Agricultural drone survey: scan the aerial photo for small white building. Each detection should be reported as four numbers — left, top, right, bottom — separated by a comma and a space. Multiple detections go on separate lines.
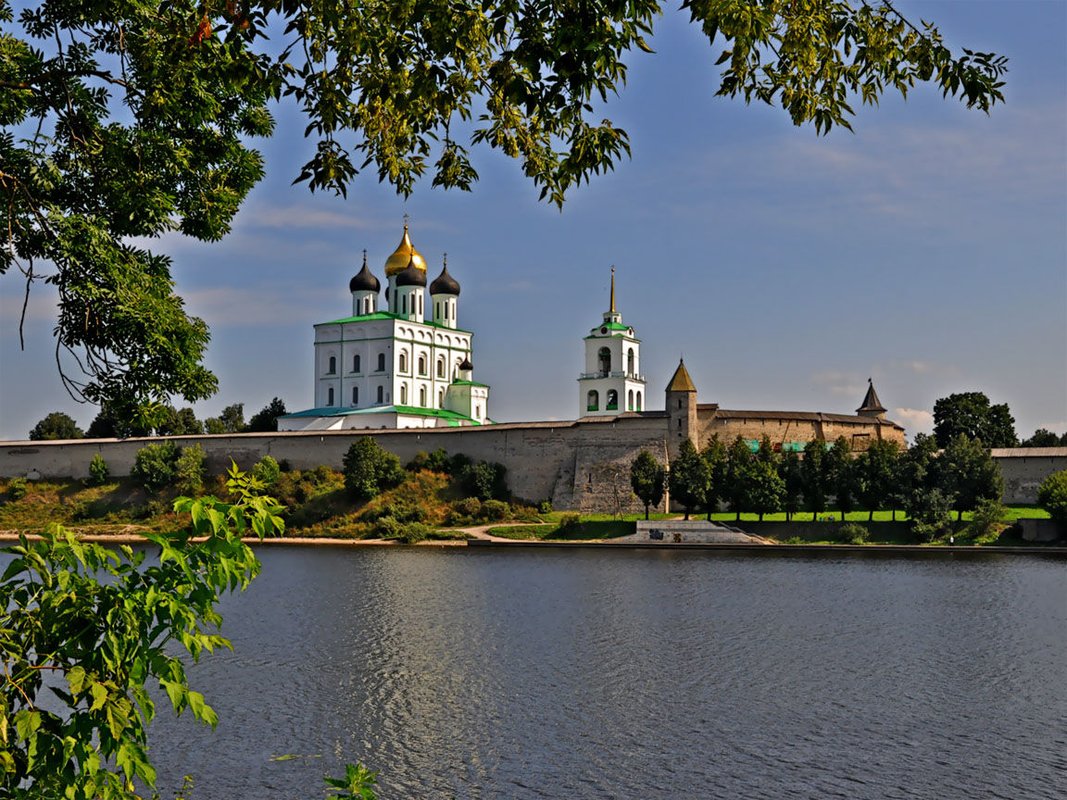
279, 225, 491, 431
578, 268, 646, 417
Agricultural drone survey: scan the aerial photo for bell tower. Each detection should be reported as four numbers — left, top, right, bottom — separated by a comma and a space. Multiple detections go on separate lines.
578, 268, 646, 418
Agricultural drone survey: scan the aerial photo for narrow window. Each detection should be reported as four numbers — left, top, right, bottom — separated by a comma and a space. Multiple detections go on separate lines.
628, 390, 634, 411
587, 390, 599, 411
419, 295, 423, 315
399, 352, 408, 373
677, 418, 682, 429
627, 348, 635, 376
607, 389, 618, 410
598, 347, 611, 376
401, 384, 407, 404
327, 387, 334, 406
435, 302, 440, 320
677, 398, 682, 410
475, 405, 481, 419
419, 386, 427, 406
377, 353, 385, 372
445, 302, 450, 321
437, 358, 445, 378
377, 385, 384, 403
353, 354, 361, 373
438, 389, 444, 406
418, 355, 427, 375
637, 392, 642, 411
328, 355, 336, 375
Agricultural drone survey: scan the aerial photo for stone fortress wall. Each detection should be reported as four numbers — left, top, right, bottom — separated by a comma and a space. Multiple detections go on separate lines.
2, 414, 1058, 509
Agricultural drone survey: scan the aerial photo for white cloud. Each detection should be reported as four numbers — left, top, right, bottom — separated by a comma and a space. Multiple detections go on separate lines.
894, 407, 934, 435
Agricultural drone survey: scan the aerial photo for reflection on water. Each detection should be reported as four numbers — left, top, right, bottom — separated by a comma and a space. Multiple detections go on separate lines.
143, 549, 1067, 799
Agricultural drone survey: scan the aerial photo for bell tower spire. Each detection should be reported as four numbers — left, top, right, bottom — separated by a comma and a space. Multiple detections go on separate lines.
609, 266, 616, 314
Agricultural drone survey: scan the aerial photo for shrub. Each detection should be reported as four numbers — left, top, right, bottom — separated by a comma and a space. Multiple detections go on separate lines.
8, 477, 28, 501
371, 516, 402, 539
1037, 470, 1067, 522
481, 499, 510, 521
968, 497, 1007, 540
557, 512, 582, 535
252, 455, 281, 487
343, 438, 405, 500
538, 500, 553, 515
406, 448, 452, 474
132, 442, 181, 492
395, 522, 432, 544
838, 522, 869, 544
175, 445, 206, 496
459, 460, 508, 500
910, 488, 954, 542
87, 453, 110, 486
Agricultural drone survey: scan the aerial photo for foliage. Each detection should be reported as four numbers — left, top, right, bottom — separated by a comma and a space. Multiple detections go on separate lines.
1, 0, 1006, 421
669, 439, 711, 520
0, 466, 283, 799
247, 398, 288, 433
838, 522, 869, 544
7, 477, 27, 501
933, 392, 1017, 448
273, 466, 345, 506
743, 458, 785, 521
28, 412, 83, 441
88, 453, 110, 486
342, 438, 405, 501
457, 460, 509, 501
538, 500, 553, 515
801, 439, 828, 518
131, 442, 181, 493
778, 449, 804, 520
630, 450, 666, 520
1021, 428, 1067, 447
854, 439, 900, 521
481, 499, 511, 522
910, 487, 954, 542
966, 498, 1007, 541
557, 513, 583, 535
86, 404, 151, 439
174, 444, 207, 496
155, 406, 204, 436
324, 762, 379, 799
723, 436, 754, 520
251, 455, 281, 487
938, 434, 1004, 520
406, 448, 453, 474
701, 435, 729, 518
824, 437, 856, 520
1037, 470, 1067, 522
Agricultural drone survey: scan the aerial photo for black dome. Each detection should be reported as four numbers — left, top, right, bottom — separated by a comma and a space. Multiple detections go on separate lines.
349, 256, 380, 293
459, 357, 473, 371
395, 254, 426, 287
430, 264, 461, 296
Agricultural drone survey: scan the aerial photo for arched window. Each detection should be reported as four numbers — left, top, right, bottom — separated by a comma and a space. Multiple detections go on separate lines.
352, 386, 359, 405
419, 386, 427, 406
327, 355, 336, 375
598, 347, 611, 376
475, 405, 481, 418
587, 390, 599, 411
400, 384, 407, 404
399, 351, 408, 373
418, 355, 427, 375
438, 389, 444, 405
377, 385, 384, 403
636, 391, 642, 411
628, 390, 634, 411
327, 387, 334, 406
419, 295, 423, 315
402, 294, 408, 315
607, 389, 618, 410
377, 353, 386, 372
437, 357, 445, 378
353, 354, 361, 373
627, 348, 635, 376
435, 302, 440, 320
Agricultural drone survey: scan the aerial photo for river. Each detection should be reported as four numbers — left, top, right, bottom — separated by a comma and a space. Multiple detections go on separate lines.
144, 547, 1066, 799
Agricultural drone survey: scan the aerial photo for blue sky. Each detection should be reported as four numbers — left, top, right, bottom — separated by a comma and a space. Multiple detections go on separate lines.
2, 1, 1065, 441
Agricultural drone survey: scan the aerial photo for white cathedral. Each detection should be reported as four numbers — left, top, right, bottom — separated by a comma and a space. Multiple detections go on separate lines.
279, 224, 491, 430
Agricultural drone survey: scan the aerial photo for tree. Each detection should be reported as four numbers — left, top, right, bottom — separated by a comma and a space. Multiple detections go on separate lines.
778, 449, 804, 521
1022, 428, 1067, 447
155, 406, 204, 436
28, 412, 83, 441
745, 459, 785, 522
900, 433, 942, 523
247, 398, 288, 432
2, 2, 1007, 421
724, 436, 754, 521
801, 439, 829, 520
825, 437, 856, 521
630, 450, 666, 520
1037, 470, 1067, 522
342, 438, 405, 501
205, 403, 247, 434
86, 404, 151, 439
933, 392, 1017, 448
668, 439, 710, 520
0, 467, 284, 799
938, 434, 1004, 521
854, 439, 900, 521
131, 442, 182, 492
701, 436, 729, 521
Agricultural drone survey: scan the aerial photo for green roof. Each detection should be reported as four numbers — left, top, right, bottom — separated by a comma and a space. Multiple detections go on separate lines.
280, 404, 487, 426
588, 321, 631, 334
451, 379, 490, 388
317, 311, 472, 334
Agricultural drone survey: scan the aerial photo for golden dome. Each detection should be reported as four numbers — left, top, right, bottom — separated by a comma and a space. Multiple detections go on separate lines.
384, 225, 427, 276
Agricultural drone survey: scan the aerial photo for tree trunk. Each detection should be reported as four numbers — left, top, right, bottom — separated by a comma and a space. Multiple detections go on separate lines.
684, 509, 690, 520
759, 511, 764, 521
869, 509, 874, 522
644, 503, 650, 521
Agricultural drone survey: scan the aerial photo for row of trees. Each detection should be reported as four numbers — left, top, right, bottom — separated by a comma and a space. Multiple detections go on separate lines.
932, 391, 1066, 448
28, 399, 287, 440
631, 433, 1003, 529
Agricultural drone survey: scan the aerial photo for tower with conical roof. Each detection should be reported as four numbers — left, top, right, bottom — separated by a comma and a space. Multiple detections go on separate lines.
856, 378, 887, 420
578, 268, 645, 418
665, 359, 698, 457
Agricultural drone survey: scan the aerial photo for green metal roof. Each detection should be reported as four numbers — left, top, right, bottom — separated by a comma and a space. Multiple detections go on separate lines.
280, 404, 487, 426
451, 379, 490, 388
316, 311, 472, 334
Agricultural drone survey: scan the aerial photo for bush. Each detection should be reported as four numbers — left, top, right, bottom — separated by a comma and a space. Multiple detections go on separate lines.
459, 460, 508, 500
481, 499, 510, 521
87, 453, 110, 486
252, 455, 281, 487
557, 512, 582, 535
1037, 470, 1067, 522
910, 488, 954, 542
343, 438, 405, 500
8, 477, 28, 501
538, 500, 553, 515
132, 442, 181, 492
838, 522, 869, 544
406, 448, 452, 474
175, 445, 206, 496
968, 497, 1007, 540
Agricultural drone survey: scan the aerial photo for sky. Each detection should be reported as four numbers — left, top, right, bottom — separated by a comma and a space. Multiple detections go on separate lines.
1, 1, 1065, 442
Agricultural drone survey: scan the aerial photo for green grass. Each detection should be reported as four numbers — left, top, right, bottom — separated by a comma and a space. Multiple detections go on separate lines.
487, 520, 635, 540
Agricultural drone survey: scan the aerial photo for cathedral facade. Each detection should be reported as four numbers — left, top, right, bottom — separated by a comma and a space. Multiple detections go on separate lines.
279, 225, 490, 431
